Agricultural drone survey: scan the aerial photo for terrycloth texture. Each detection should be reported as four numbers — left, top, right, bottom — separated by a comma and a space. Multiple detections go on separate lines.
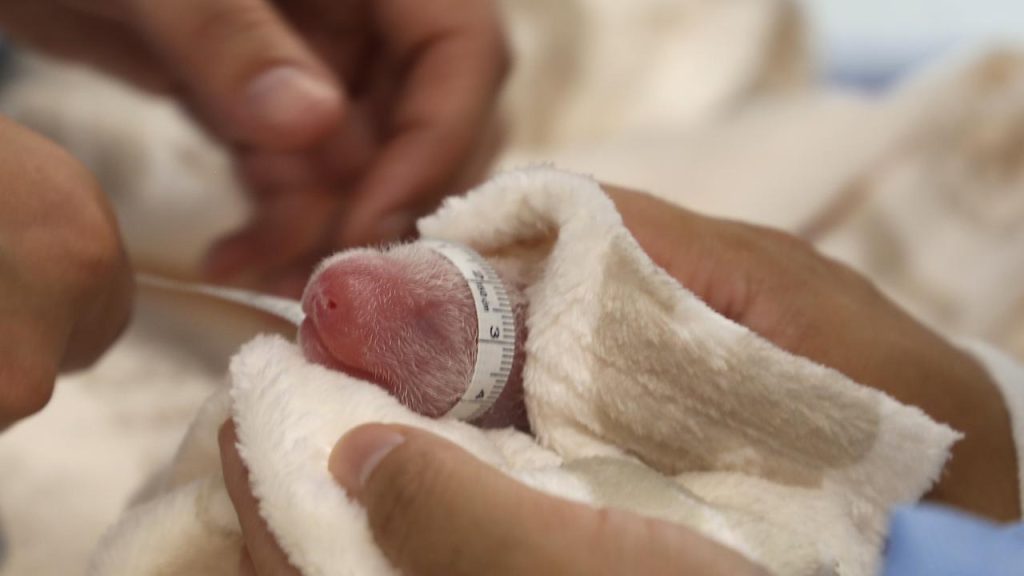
91, 169, 958, 576
0, 4, 815, 573
0, 305, 229, 576
4, 13, 1024, 576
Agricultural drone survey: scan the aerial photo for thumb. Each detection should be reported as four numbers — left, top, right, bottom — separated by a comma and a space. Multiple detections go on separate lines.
125, 0, 343, 150
330, 424, 767, 576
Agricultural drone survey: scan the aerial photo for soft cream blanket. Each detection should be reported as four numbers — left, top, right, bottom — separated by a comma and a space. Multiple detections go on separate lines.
91, 169, 958, 576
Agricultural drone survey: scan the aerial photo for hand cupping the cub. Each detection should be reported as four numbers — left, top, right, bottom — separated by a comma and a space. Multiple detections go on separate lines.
221, 187, 1019, 575
220, 422, 768, 576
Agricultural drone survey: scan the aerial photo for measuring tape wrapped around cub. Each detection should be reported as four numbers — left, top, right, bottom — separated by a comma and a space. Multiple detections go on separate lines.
298, 240, 527, 427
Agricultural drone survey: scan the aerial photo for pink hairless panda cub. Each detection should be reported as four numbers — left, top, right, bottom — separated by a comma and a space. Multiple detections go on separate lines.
298, 242, 530, 430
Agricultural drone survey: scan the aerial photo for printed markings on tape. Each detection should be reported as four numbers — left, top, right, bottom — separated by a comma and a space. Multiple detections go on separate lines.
421, 239, 517, 421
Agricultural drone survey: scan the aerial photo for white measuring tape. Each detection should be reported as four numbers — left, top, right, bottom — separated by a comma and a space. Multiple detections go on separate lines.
136, 273, 306, 325
420, 240, 517, 421
136, 240, 515, 421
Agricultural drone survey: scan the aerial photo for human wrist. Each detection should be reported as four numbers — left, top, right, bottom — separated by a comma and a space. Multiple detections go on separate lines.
948, 340, 1024, 520
916, 339, 1020, 521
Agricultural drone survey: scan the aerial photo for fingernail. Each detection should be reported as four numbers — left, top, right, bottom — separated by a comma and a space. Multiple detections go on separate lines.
329, 425, 406, 495
245, 66, 340, 134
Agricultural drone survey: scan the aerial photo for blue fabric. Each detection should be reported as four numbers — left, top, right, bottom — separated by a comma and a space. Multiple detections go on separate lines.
801, 0, 1024, 91
882, 504, 1024, 576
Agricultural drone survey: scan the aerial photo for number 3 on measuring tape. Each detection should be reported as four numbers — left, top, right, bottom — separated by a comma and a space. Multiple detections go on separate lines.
420, 239, 518, 421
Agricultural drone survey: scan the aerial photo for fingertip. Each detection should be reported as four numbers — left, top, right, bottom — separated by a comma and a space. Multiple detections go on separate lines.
0, 360, 57, 427
127, 0, 345, 151
328, 424, 407, 497
242, 66, 345, 150
219, 420, 249, 502
218, 419, 236, 448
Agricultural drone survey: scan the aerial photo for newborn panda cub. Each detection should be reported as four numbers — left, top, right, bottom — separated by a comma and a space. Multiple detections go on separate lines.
298, 244, 529, 430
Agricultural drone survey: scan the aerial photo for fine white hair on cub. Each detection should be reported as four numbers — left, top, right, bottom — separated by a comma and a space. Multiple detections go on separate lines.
307, 243, 480, 415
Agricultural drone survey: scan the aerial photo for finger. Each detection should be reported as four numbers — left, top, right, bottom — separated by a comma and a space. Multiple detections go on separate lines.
238, 549, 257, 576
0, 5, 172, 92
0, 318, 59, 427
202, 187, 339, 285
125, 0, 343, 150
603, 186, 702, 276
59, 242, 135, 372
329, 424, 767, 576
335, 0, 509, 246
315, 100, 379, 184
58, 1, 124, 19
219, 421, 301, 576
235, 150, 322, 195
603, 186, 752, 317
0, 116, 133, 398
262, 260, 323, 299
271, 3, 374, 89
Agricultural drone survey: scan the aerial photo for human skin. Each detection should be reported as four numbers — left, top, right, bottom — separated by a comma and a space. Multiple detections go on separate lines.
603, 186, 1019, 523
0, 0, 508, 294
222, 186, 1020, 575
0, 114, 133, 429
220, 422, 769, 576
299, 187, 1020, 521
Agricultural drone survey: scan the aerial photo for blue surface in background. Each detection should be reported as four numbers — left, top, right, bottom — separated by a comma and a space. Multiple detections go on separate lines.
883, 505, 1024, 576
823, 49, 947, 91
799, 0, 1024, 90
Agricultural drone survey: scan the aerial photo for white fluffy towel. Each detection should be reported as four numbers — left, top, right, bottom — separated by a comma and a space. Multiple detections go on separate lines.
89, 168, 959, 576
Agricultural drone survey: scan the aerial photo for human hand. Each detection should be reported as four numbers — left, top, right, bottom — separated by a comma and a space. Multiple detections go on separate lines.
220, 422, 768, 576
0, 0, 508, 294
605, 186, 1021, 522
0, 115, 133, 428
